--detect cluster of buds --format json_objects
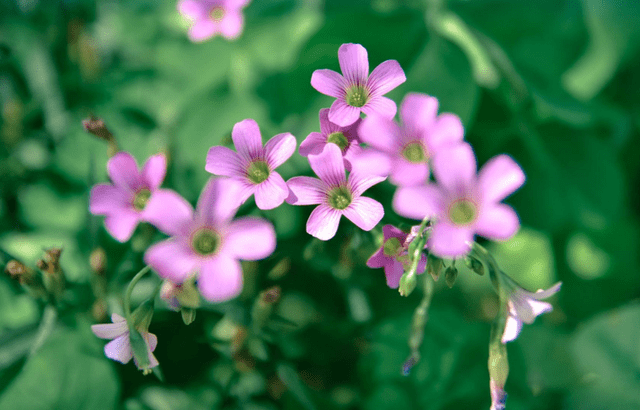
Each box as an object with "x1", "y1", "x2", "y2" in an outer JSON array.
[{"x1": 4, "y1": 247, "x2": 66, "y2": 303}]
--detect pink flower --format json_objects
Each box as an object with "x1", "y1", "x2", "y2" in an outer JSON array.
[
  {"x1": 91, "y1": 313, "x2": 159, "y2": 370},
  {"x1": 311, "y1": 43, "x2": 406, "y2": 127},
  {"x1": 393, "y1": 144, "x2": 525, "y2": 257},
  {"x1": 286, "y1": 144, "x2": 385, "y2": 241},
  {"x1": 355, "y1": 93, "x2": 465, "y2": 186},
  {"x1": 178, "y1": 0, "x2": 251, "y2": 41},
  {"x1": 299, "y1": 108, "x2": 362, "y2": 171},
  {"x1": 489, "y1": 379, "x2": 507, "y2": 410},
  {"x1": 89, "y1": 152, "x2": 191, "y2": 242},
  {"x1": 144, "y1": 177, "x2": 276, "y2": 302},
  {"x1": 366, "y1": 225, "x2": 426, "y2": 288},
  {"x1": 502, "y1": 280, "x2": 561, "y2": 343},
  {"x1": 206, "y1": 119, "x2": 296, "y2": 210}
]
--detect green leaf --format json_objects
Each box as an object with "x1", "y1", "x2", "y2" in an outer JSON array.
[
  {"x1": 19, "y1": 184, "x2": 85, "y2": 232},
  {"x1": 0, "y1": 327, "x2": 119, "y2": 410}
]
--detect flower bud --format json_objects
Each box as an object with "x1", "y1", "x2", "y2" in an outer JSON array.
[
  {"x1": 426, "y1": 254, "x2": 442, "y2": 281},
  {"x1": 5, "y1": 260, "x2": 35, "y2": 285},
  {"x1": 181, "y1": 308, "x2": 196, "y2": 325},
  {"x1": 398, "y1": 272, "x2": 417, "y2": 297},
  {"x1": 465, "y1": 255, "x2": 484, "y2": 276},
  {"x1": 444, "y1": 266, "x2": 458, "y2": 288},
  {"x1": 90, "y1": 247, "x2": 107, "y2": 275}
]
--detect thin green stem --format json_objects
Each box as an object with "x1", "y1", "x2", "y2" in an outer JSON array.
[{"x1": 124, "y1": 265, "x2": 151, "y2": 324}]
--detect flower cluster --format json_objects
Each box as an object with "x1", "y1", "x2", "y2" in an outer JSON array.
[{"x1": 178, "y1": 0, "x2": 252, "y2": 41}]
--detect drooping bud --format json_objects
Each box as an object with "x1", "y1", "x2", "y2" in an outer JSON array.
[
  {"x1": 181, "y1": 308, "x2": 196, "y2": 325},
  {"x1": 5, "y1": 260, "x2": 35, "y2": 285},
  {"x1": 38, "y1": 248, "x2": 65, "y2": 302},
  {"x1": 426, "y1": 253, "x2": 442, "y2": 281},
  {"x1": 90, "y1": 247, "x2": 107, "y2": 275},
  {"x1": 444, "y1": 266, "x2": 458, "y2": 288},
  {"x1": 398, "y1": 272, "x2": 417, "y2": 297},
  {"x1": 251, "y1": 285, "x2": 281, "y2": 330},
  {"x1": 82, "y1": 115, "x2": 118, "y2": 157},
  {"x1": 465, "y1": 255, "x2": 484, "y2": 276}
]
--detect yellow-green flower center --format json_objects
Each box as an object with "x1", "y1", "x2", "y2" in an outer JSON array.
[
  {"x1": 210, "y1": 6, "x2": 225, "y2": 21},
  {"x1": 345, "y1": 85, "x2": 369, "y2": 108},
  {"x1": 327, "y1": 131, "x2": 349, "y2": 151},
  {"x1": 246, "y1": 160, "x2": 270, "y2": 184},
  {"x1": 132, "y1": 188, "x2": 152, "y2": 211},
  {"x1": 383, "y1": 237, "x2": 402, "y2": 257},
  {"x1": 327, "y1": 186, "x2": 352, "y2": 210},
  {"x1": 402, "y1": 142, "x2": 426, "y2": 163},
  {"x1": 448, "y1": 199, "x2": 477, "y2": 226},
  {"x1": 192, "y1": 229, "x2": 220, "y2": 256}
]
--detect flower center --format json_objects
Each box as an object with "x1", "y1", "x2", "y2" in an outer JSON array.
[
  {"x1": 327, "y1": 186, "x2": 352, "y2": 210},
  {"x1": 191, "y1": 229, "x2": 220, "y2": 256},
  {"x1": 210, "y1": 6, "x2": 225, "y2": 21},
  {"x1": 345, "y1": 85, "x2": 369, "y2": 108},
  {"x1": 383, "y1": 237, "x2": 402, "y2": 257},
  {"x1": 402, "y1": 142, "x2": 426, "y2": 163},
  {"x1": 448, "y1": 199, "x2": 478, "y2": 226},
  {"x1": 132, "y1": 188, "x2": 152, "y2": 211},
  {"x1": 327, "y1": 131, "x2": 349, "y2": 152},
  {"x1": 246, "y1": 160, "x2": 270, "y2": 184}
]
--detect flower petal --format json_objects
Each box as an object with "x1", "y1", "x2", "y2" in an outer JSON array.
[
  {"x1": 142, "y1": 189, "x2": 194, "y2": 236},
  {"x1": 225, "y1": 217, "x2": 276, "y2": 260},
  {"x1": 107, "y1": 152, "x2": 141, "y2": 192},
  {"x1": 400, "y1": 93, "x2": 438, "y2": 132},
  {"x1": 265, "y1": 132, "x2": 296, "y2": 169},
  {"x1": 349, "y1": 149, "x2": 392, "y2": 178},
  {"x1": 232, "y1": 119, "x2": 264, "y2": 162},
  {"x1": 358, "y1": 115, "x2": 401, "y2": 153},
  {"x1": 366, "y1": 248, "x2": 386, "y2": 268},
  {"x1": 343, "y1": 197, "x2": 384, "y2": 231},
  {"x1": 141, "y1": 154, "x2": 167, "y2": 191},
  {"x1": 385, "y1": 260, "x2": 405, "y2": 289},
  {"x1": 306, "y1": 204, "x2": 341, "y2": 240},
  {"x1": 205, "y1": 146, "x2": 246, "y2": 177},
  {"x1": 308, "y1": 144, "x2": 346, "y2": 187},
  {"x1": 144, "y1": 239, "x2": 199, "y2": 284},
  {"x1": 89, "y1": 184, "x2": 130, "y2": 215},
  {"x1": 427, "y1": 221, "x2": 474, "y2": 258},
  {"x1": 329, "y1": 99, "x2": 361, "y2": 127},
  {"x1": 389, "y1": 159, "x2": 429, "y2": 187},
  {"x1": 286, "y1": 176, "x2": 327, "y2": 205},
  {"x1": 428, "y1": 113, "x2": 465, "y2": 151},
  {"x1": 501, "y1": 314, "x2": 523, "y2": 343},
  {"x1": 478, "y1": 155, "x2": 526, "y2": 204},
  {"x1": 432, "y1": 143, "x2": 476, "y2": 193},
  {"x1": 367, "y1": 59, "x2": 406, "y2": 96},
  {"x1": 475, "y1": 203, "x2": 520, "y2": 241},
  {"x1": 92, "y1": 319, "x2": 127, "y2": 340},
  {"x1": 196, "y1": 178, "x2": 242, "y2": 225},
  {"x1": 197, "y1": 255, "x2": 243, "y2": 302},
  {"x1": 392, "y1": 184, "x2": 443, "y2": 221},
  {"x1": 220, "y1": 10, "x2": 243, "y2": 39},
  {"x1": 310, "y1": 69, "x2": 345, "y2": 98},
  {"x1": 299, "y1": 132, "x2": 327, "y2": 157},
  {"x1": 533, "y1": 282, "x2": 562, "y2": 300},
  {"x1": 104, "y1": 334, "x2": 133, "y2": 364},
  {"x1": 178, "y1": 0, "x2": 205, "y2": 19},
  {"x1": 254, "y1": 172, "x2": 288, "y2": 210},
  {"x1": 104, "y1": 211, "x2": 141, "y2": 242},
  {"x1": 338, "y1": 43, "x2": 369, "y2": 85},
  {"x1": 188, "y1": 19, "x2": 217, "y2": 42},
  {"x1": 348, "y1": 170, "x2": 386, "y2": 197},
  {"x1": 361, "y1": 96, "x2": 397, "y2": 120}
]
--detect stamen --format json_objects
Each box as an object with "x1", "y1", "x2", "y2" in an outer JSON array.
[
  {"x1": 246, "y1": 160, "x2": 270, "y2": 184},
  {"x1": 327, "y1": 186, "x2": 352, "y2": 210},
  {"x1": 383, "y1": 237, "x2": 402, "y2": 257},
  {"x1": 448, "y1": 199, "x2": 477, "y2": 226},
  {"x1": 401, "y1": 142, "x2": 426, "y2": 163},
  {"x1": 327, "y1": 131, "x2": 349, "y2": 151},
  {"x1": 210, "y1": 6, "x2": 225, "y2": 21},
  {"x1": 191, "y1": 229, "x2": 220, "y2": 256},
  {"x1": 133, "y1": 189, "x2": 152, "y2": 211},
  {"x1": 345, "y1": 85, "x2": 369, "y2": 108}
]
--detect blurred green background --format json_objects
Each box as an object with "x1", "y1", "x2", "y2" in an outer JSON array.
[{"x1": 0, "y1": 0, "x2": 639, "y2": 409}]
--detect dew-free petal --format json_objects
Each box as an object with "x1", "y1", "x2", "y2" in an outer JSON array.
[
  {"x1": 205, "y1": 145, "x2": 246, "y2": 177},
  {"x1": 329, "y1": 99, "x2": 361, "y2": 127},
  {"x1": 264, "y1": 132, "x2": 296, "y2": 169},
  {"x1": 196, "y1": 178, "x2": 242, "y2": 226},
  {"x1": 477, "y1": 155, "x2": 525, "y2": 204},
  {"x1": 219, "y1": 9, "x2": 243, "y2": 39},
  {"x1": 189, "y1": 19, "x2": 217, "y2": 42},
  {"x1": 143, "y1": 189, "x2": 194, "y2": 237},
  {"x1": 359, "y1": 115, "x2": 401, "y2": 153},
  {"x1": 299, "y1": 132, "x2": 326, "y2": 157},
  {"x1": 89, "y1": 184, "x2": 130, "y2": 215},
  {"x1": 306, "y1": 204, "x2": 341, "y2": 240},
  {"x1": 197, "y1": 255, "x2": 243, "y2": 302},
  {"x1": 385, "y1": 260, "x2": 405, "y2": 289},
  {"x1": 311, "y1": 69, "x2": 345, "y2": 98},
  {"x1": 254, "y1": 172, "x2": 288, "y2": 210},
  {"x1": 389, "y1": 159, "x2": 429, "y2": 187},
  {"x1": 368, "y1": 59, "x2": 406, "y2": 96},
  {"x1": 427, "y1": 221, "x2": 474, "y2": 258},
  {"x1": 104, "y1": 211, "x2": 140, "y2": 242},
  {"x1": 428, "y1": 113, "x2": 465, "y2": 150},
  {"x1": 232, "y1": 119, "x2": 263, "y2": 162},
  {"x1": 225, "y1": 217, "x2": 276, "y2": 260},
  {"x1": 104, "y1": 334, "x2": 134, "y2": 364},
  {"x1": 108, "y1": 152, "x2": 141, "y2": 192},
  {"x1": 361, "y1": 96, "x2": 397, "y2": 119},
  {"x1": 348, "y1": 171, "x2": 386, "y2": 197},
  {"x1": 432, "y1": 143, "x2": 477, "y2": 193},
  {"x1": 308, "y1": 144, "x2": 347, "y2": 187},
  {"x1": 400, "y1": 93, "x2": 438, "y2": 132},
  {"x1": 141, "y1": 154, "x2": 167, "y2": 191},
  {"x1": 91, "y1": 318, "x2": 128, "y2": 339},
  {"x1": 144, "y1": 239, "x2": 199, "y2": 284},
  {"x1": 475, "y1": 203, "x2": 520, "y2": 241},
  {"x1": 286, "y1": 176, "x2": 327, "y2": 205},
  {"x1": 343, "y1": 197, "x2": 384, "y2": 231},
  {"x1": 392, "y1": 185, "x2": 443, "y2": 221},
  {"x1": 338, "y1": 43, "x2": 369, "y2": 85}
]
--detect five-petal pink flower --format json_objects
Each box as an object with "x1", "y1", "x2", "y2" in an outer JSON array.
[
  {"x1": 366, "y1": 225, "x2": 426, "y2": 288},
  {"x1": 178, "y1": 0, "x2": 251, "y2": 42},
  {"x1": 299, "y1": 108, "x2": 362, "y2": 171},
  {"x1": 206, "y1": 119, "x2": 296, "y2": 210},
  {"x1": 311, "y1": 43, "x2": 406, "y2": 127},
  {"x1": 502, "y1": 279, "x2": 561, "y2": 343},
  {"x1": 356, "y1": 93, "x2": 465, "y2": 186},
  {"x1": 89, "y1": 152, "x2": 189, "y2": 242},
  {"x1": 393, "y1": 144, "x2": 525, "y2": 258},
  {"x1": 91, "y1": 313, "x2": 159, "y2": 370},
  {"x1": 286, "y1": 144, "x2": 385, "y2": 241},
  {"x1": 144, "y1": 177, "x2": 276, "y2": 302}
]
